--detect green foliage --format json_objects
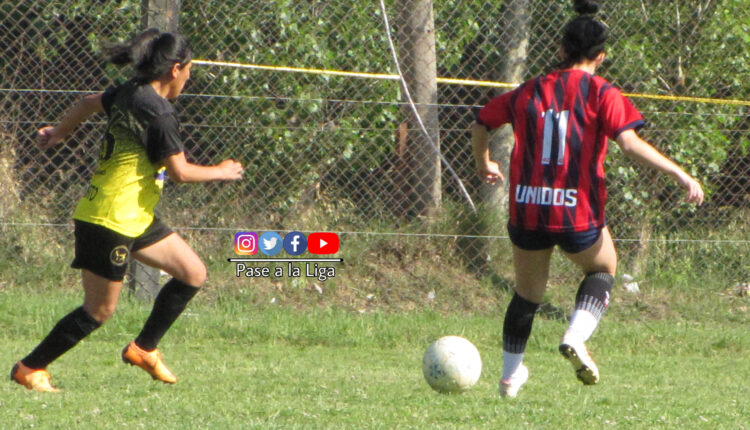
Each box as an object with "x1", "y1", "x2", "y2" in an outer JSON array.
[
  {"x1": 4, "y1": 1, "x2": 747, "y2": 229},
  {"x1": 593, "y1": 0, "x2": 748, "y2": 237},
  {"x1": 174, "y1": 0, "x2": 403, "y2": 217},
  {"x1": 1, "y1": 1, "x2": 747, "y2": 289}
]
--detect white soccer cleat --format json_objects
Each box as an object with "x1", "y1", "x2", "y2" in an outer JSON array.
[
  {"x1": 559, "y1": 340, "x2": 599, "y2": 385},
  {"x1": 499, "y1": 363, "x2": 529, "y2": 398}
]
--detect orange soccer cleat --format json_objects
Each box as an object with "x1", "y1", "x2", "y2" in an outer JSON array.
[
  {"x1": 10, "y1": 361, "x2": 60, "y2": 392},
  {"x1": 121, "y1": 342, "x2": 177, "y2": 384}
]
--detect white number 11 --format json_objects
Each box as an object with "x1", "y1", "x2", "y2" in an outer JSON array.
[{"x1": 541, "y1": 109, "x2": 569, "y2": 165}]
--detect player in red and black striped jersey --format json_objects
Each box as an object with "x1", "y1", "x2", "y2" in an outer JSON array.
[
  {"x1": 477, "y1": 69, "x2": 645, "y2": 233},
  {"x1": 472, "y1": 0, "x2": 704, "y2": 398}
]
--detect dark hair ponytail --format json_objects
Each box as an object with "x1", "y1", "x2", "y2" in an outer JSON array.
[
  {"x1": 573, "y1": 0, "x2": 600, "y2": 14},
  {"x1": 559, "y1": 0, "x2": 609, "y2": 68},
  {"x1": 102, "y1": 28, "x2": 193, "y2": 83}
]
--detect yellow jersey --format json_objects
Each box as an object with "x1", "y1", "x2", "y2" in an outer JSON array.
[{"x1": 73, "y1": 81, "x2": 183, "y2": 237}]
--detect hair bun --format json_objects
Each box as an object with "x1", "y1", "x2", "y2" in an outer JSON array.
[{"x1": 573, "y1": 0, "x2": 600, "y2": 15}]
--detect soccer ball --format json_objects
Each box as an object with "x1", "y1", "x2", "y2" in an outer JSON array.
[{"x1": 422, "y1": 335, "x2": 482, "y2": 394}]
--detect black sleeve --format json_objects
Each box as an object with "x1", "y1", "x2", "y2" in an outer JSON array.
[
  {"x1": 100, "y1": 86, "x2": 118, "y2": 115},
  {"x1": 145, "y1": 113, "x2": 184, "y2": 164}
]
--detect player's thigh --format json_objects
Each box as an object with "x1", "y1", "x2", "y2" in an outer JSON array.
[
  {"x1": 562, "y1": 226, "x2": 617, "y2": 276},
  {"x1": 512, "y1": 245, "x2": 553, "y2": 303},
  {"x1": 131, "y1": 233, "x2": 206, "y2": 286}
]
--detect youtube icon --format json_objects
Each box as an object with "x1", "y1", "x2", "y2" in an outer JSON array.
[{"x1": 307, "y1": 232, "x2": 339, "y2": 254}]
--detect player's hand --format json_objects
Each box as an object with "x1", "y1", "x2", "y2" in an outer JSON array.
[
  {"x1": 37, "y1": 126, "x2": 64, "y2": 150},
  {"x1": 675, "y1": 172, "x2": 704, "y2": 206},
  {"x1": 217, "y1": 159, "x2": 244, "y2": 180},
  {"x1": 477, "y1": 160, "x2": 504, "y2": 185}
]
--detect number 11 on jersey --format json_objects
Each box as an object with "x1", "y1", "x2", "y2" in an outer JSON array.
[{"x1": 541, "y1": 109, "x2": 569, "y2": 166}]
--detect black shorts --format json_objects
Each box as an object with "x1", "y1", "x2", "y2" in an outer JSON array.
[
  {"x1": 507, "y1": 223, "x2": 602, "y2": 254},
  {"x1": 71, "y1": 218, "x2": 173, "y2": 282}
]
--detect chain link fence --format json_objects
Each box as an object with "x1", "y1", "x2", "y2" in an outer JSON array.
[{"x1": 1, "y1": 0, "x2": 748, "y2": 302}]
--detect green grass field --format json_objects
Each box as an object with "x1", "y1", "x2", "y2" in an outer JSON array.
[{"x1": 1, "y1": 287, "x2": 748, "y2": 429}]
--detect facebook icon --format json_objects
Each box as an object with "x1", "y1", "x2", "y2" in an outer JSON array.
[{"x1": 283, "y1": 231, "x2": 307, "y2": 256}]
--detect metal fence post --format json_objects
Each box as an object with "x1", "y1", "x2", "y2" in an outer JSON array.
[{"x1": 128, "y1": 0, "x2": 182, "y2": 300}]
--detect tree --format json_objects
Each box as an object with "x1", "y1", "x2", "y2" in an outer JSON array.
[
  {"x1": 481, "y1": 0, "x2": 531, "y2": 210},
  {"x1": 396, "y1": 0, "x2": 441, "y2": 217}
]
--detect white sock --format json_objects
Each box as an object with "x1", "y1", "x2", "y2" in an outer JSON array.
[
  {"x1": 501, "y1": 351, "x2": 524, "y2": 381},
  {"x1": 564, "y1": 310, "x2": 599, "y2": 344}
]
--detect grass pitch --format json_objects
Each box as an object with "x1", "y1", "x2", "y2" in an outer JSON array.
[{"x1": 1, "y1": 288, "x2": 748, "y2": 429}]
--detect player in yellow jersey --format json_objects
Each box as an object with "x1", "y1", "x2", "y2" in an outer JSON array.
[{"x1": 11, "y1": 29, "x2": 243, "y2": 391}]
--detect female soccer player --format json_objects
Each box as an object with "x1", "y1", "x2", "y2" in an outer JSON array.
[
  {"x1": 472, "y1": 0, "x2": 704, "y2": 398},
  {"x1": 11, "y1": 29, "x2": 243, "y2": 391}
]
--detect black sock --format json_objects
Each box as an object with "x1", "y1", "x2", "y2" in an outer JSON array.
[
  {"x1": 502, "y1": 293, "x2": 540, "y2": 354},
  {"x1": 574, "y1": 272, "x2": 614, "y2": 321},
  {"x1": 134, "y1": 278, "x2": 199, "y2": 351},
  {"x1": 21, "y1": 306, "x2": 101, "y2": 369}
]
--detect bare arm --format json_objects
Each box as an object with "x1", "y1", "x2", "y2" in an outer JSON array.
[
  {"x1": 616, "y1": 129, "x2": 704, "y2": 205},
  {"x1": 471, "y1": 121, "x2": 504, "y2": 185},
  {"x1": 163, "y1": 152, "x2": 244, "y2": 183},
  {"x1": 37, "y1": 94, "x2": 104, "y2": 150}
]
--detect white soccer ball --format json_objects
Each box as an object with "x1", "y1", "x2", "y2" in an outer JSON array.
[{"x1": 422, "y1": 335, "x2": 482, "y2": 394}]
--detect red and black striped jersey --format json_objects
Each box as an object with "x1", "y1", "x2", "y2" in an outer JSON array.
[{"x1": 477, "y1": 69, "x2": 644, "y2": 232}]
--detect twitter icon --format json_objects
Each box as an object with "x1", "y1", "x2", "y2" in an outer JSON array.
[{"x1": 259, "y1": 231, "x2": 283, "y2": 256}]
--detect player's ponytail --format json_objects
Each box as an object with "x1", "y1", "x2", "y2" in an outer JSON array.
[
  {"x1": 573, "y1": 0, "x2": 600, "y2": 15},
  {"x1": 102, "y1": 28, "x2": 192, "y2": 83},
  {"x1": 559, "y1": 0, "x2": 609, "y2": 68}
]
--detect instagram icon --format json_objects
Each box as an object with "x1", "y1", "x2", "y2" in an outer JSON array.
[{"x1": 234, "y1": 232, "x2": 258, "y2": 255}]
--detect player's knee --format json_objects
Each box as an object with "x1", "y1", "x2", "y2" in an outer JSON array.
[
  {"x1": 183, "y1": 261, "x2": 207, "y2": 287},
  {"x1": 85, "y1": 303, "x2": 117, "y2": 323}
]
